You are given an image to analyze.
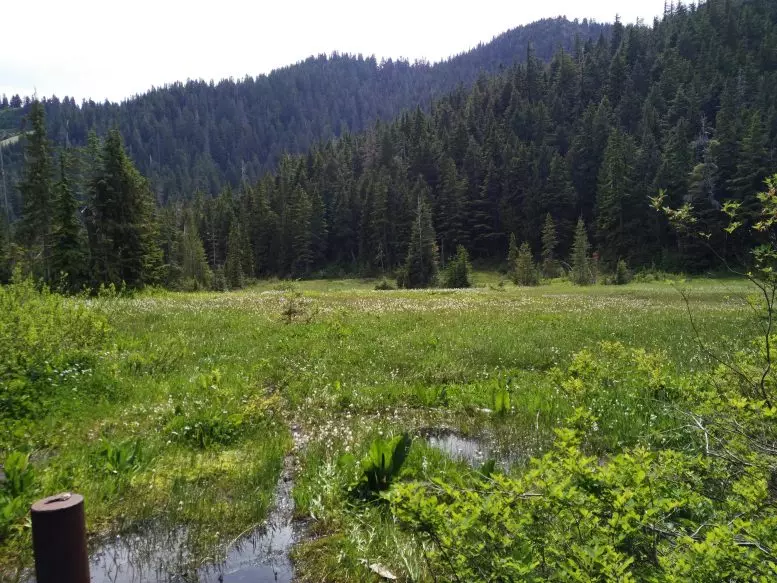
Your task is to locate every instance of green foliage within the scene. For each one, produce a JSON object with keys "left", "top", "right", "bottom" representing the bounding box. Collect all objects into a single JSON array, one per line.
[
  {"left": 17, "top": 100, "right": 54, "bottom": 283},
  {"left": 541, "top": 214, "right": 559, "bottom": 279},
  {"left": 513, "top": 242, "right": 538, "bottom": 286},
  {"left": 180, "top": 210, "right": 213, "bottom": 290},
  {"left": 615, "top": 259, "right": 631, "bottom": 285},
  {"left": 51, "top": 151, "right": 87, "bottom": 292},
  {"left": 374, "top": 278, "right": 396, "bottom": 291},
  {"left": 389, "top": 342, "right": 777, "bottom": 581},
  {"left": 224, "top": 221, "right": 245, "bottom": 289},
  {"left": 164, "top": 370, "right": 271, "bottom": 449},
  {"left": 0, "top": 451, "right": 35, "bottom": 541},
  {"left": 96, "top": 438, "right": 145, "bottom": 479},
  {"left": 492, "top": 382, "right": 511, "bottom": 416},
  {"left": 89, "top": 130, "right": 162, "bottom": 289},
  {"left": 360, "top": 433, "right": 412, "bottom": 493},
  {"left": 399, "top": 194, "right": 438, "bottom": 289},
  {"left": 2, "top": 451, "right": 34, "bottom": 498},
  {"left": 570, "top": 217, "right": 592, "bottom": 285},
  {"left": 0, "top": 276, "right": 109, "bottom": 419},
  {"left": 443, "top": 245, "right": 471, "bottom": 288}
]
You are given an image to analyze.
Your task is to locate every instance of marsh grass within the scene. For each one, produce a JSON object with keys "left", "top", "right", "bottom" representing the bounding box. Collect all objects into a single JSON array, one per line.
[{"left": 0, "top": 275, "right": 760, "bottom": 580}]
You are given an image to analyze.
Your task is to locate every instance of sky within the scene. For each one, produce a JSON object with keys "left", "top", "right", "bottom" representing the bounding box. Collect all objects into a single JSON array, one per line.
[{"left": 1, "top": 0, "right": 666, "bottom": 104}]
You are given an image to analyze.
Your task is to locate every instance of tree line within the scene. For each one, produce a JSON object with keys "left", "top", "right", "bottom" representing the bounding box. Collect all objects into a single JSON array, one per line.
[
  {"left": 0, "top": 17, "right": 608, "bottom": 215},
  {"left": 3, "top": 0, "right": 777, "bottom": 289}
]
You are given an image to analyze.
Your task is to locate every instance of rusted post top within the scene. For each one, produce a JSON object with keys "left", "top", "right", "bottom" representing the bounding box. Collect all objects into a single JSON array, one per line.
[
  {"left": 31, "top": 492, "right": 83, "bottom": 513},
  {"left": 31, "top": 492, "right": 90, "bottom": 583}
]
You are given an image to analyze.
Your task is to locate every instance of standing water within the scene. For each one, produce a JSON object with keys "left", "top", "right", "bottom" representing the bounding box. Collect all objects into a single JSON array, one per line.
[{"left": 89, "top": 457, "right": 297, "bottom": 583}]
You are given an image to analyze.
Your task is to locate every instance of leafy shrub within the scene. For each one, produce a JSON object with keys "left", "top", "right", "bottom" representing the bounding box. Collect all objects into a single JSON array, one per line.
[
  {"left": 97, "top": 438, "right": 145, "bottom": 476},
  {"left": 2, "top": 451, "right": 34, "bottom": 498},
  {"left": 0, "top": 277, "right": 109, "bottom": 419},
  {"left": 0, "top": 451, "right": 35, "bottom": 540},
  {"left": 389, "top": 404, "right": 777, "bottom": 582},
  {"left": 374, "top": 278, "right": 396, "bottom": 291},
  {"left": 555, "top": 341, "right": 681, "bottom": 450}
]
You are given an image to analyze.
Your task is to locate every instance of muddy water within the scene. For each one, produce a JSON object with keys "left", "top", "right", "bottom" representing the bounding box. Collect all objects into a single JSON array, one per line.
[{"left": 89, "top": 458, "right": 297, "bottom": 583}]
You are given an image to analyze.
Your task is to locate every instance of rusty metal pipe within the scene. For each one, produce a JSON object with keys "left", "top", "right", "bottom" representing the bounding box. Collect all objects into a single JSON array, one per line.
[{"left": 30, "top": 493, "right": 90, "bottom": 583}]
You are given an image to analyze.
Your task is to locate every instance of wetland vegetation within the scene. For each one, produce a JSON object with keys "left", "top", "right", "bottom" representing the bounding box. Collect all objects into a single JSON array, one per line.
[{"left": 2, "top": 273, "right": 772, "bottom": 581}]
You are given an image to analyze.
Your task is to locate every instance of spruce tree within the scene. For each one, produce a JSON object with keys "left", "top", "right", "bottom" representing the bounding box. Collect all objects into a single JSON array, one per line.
[
  {"left": 51, "top": 152, "right": 87, "bottom": 291},
  {"left": 181, "top": 209, "right": 212, "bottom": 290},
  {"left": 18, "top": 100, "right": 54, "bottom": 282},
  {"left": 596, "top": 128, "right": 636, "bottom": 265},
  {"left": 399, "top": 194, "right": 438, "bottom": 288},
  {"left": 513, "top": 242, "right": 538, "bottom": 286},
  {"left": 224, "top": 221, "right": 245, "bottom": 289},
  {"left": 570, "top": 217, "right": 591, "bottom": 286},
  {"left": 507, "top": 233, "right": 520, "bottom": 278},
  {"left": 443, "top": 245, "right": 472, "bottom": 288},
  {"left": 287, "top": 185, "right": 313, "bottom": 277},
  {"left": 90, "top": 129, "right": 162, "bottom": 288},
  {"left": 541, "top": 214, "right": 559, "bottom": 279},
  {"left": 729, "top": 111, "right": 769, "bottom": 222}
]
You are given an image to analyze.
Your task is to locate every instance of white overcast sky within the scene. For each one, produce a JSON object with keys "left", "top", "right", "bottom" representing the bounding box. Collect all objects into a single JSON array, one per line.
[{"left": 1, "top": 0, "right": 665, "bottom": 104}]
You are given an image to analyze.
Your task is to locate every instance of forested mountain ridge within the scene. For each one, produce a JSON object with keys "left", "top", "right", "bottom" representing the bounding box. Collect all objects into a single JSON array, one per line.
[
  {"left": 5, "top": 0, "right": 777, "bottom": 291},
  {"left": 182, "top": 0, "right": 777, "bottom": 282},
  {"left": 0, "top": 17, "right": 608, "bottom": 211}
]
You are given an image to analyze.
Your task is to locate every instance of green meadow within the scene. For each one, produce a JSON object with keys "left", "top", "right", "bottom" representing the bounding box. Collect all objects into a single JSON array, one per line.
[{"left": 0, "top": 274, "right": 762, "bottom": 580}]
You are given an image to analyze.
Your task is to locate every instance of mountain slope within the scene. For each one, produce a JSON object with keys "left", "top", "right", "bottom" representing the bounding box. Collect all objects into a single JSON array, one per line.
[
  {"left": 0, "top": 17, "right": 608, "bottom": 209},
  {"left": 177, "top": 0, "right": 777, "bottom": 279}
]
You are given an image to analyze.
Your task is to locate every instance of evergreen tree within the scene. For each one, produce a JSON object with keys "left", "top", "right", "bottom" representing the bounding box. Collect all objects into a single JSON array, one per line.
[
  {"left": 513, "top": 242, "right": 538, "bottom": 286},
  {"left": 90, "top": 129, "right": 162, "bottom": 288},
  {"left": 541, "top": 214, "right": 559, "bottom": 279},
  {"left": 181, "top": 209, "right": 213, "bottom": 290},
  {"left": 224, "top": 221, "right": 245, "bottom": 289},
  {"left": 399, "top": 194, "right": 438, "bottom": 288},
  {"left": 287, "top": 185, "right": 313, "bottom": 277},
  {"left": 0, "top": 215, "right": 10, "bottom": 283},
  {"left": 729, "top": 111, "right": 769, "bottom": 223},
  {"left": 51, "top": 152, "right": 87, "bottom": 291},
  {"left": 595, "top": 128, "right": 636, "bottom": 265},
  {"left": 570, "top": 217, "right": 591, "bottom": 285},
  {"left": 443, "top": 245, "right": 472, "bottom": 288},
  {"left": 18, "top": 100, "right": 54, "bottom": 281},
  {"left": 507, "top": 232, "right": 520, "bottom": 278}
]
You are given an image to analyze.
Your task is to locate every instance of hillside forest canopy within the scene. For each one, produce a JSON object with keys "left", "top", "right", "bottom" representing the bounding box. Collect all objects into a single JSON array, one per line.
[{"left": 2, "top": 1, "right": 777, "bottom": 289}]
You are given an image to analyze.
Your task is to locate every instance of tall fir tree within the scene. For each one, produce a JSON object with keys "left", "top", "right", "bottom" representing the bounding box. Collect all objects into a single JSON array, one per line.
[
  {"left": 51, "top": 151, "right": 87, "bottom": 291},
  {"left": 570, "top": 217, "right": 591, "bottom": 285},
  {"left": 595, "top": 128, "right": 637, "bottom": 265},
  {"left": 400, "top": 193, "right": 438, "bottom": 288},
  {"left": 286, "top": 185, "right": 313, "bottom": 277},
  {"left": 507, "top": 232, "right": 520, "bottom": 276},
  {"left": 90, "top": 129, "right": 162, "bottom": 288},
  {"left": 541, "top": 214, "right": 559, "bottom": 279},
  {"left": 181, "top": 209, "right": 212, "bottom": 290},
  {"left": 18, "top": 100, "right": 54, "bottom": 281},
  {"left": 513, "top": 242, "right": 539, "bottom": 286},
  {"left": 224, "top": 221, "right": 245, "bottom": 289}
]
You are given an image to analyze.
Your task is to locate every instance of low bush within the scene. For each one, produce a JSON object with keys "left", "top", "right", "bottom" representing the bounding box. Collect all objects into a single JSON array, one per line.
[{"left": 0, "top": 276, "right": 109, "bottom": 419}]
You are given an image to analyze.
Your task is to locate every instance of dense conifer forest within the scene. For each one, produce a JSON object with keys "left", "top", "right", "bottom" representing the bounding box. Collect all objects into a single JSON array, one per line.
[
  {"left": 0, "top": 17, "right": 608, "bottom": 207},
  {"left": 2, "top": 0, "right": 777, "bottom": 288}
]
